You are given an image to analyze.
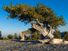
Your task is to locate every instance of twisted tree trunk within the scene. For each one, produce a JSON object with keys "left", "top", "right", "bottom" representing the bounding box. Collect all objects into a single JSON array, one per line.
[
  {"left": 32, "top": 24, "right": 54, "bottom": 39},
  {"left": 20, "top": 19, "right": 55, "bottom": 43},
  {"left": 32, "top": 19, "right": 54, "bottom": 39}
]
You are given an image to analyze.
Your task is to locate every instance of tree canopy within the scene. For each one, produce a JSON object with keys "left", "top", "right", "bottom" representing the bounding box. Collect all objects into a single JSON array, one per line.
[{"left": 4, "top": 4, "right": 65, "bottom": 28}]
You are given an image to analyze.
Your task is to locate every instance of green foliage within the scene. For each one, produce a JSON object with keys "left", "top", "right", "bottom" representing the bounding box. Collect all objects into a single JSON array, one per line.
[
  {"left": 53, "top": 31, "right": 61, "bottom": 38},
  {"left": 26, "top": 37, "right": 32, "bottom": 41},
  {"left": 4, "top": 4, "right": 65, "bottom": 28},
  {"left": 7, "top": 34, "right": 13, "bottom": 39},
  {"left": 13, "top": 33, "right": 18, "bottom": 39},
  {"left": 63, "top": 32, "right": 68, "bottom": 41},
  {"left": 26, "top": 32, "right": 40, "bottom": 40},
  {"left": 32, "top": 32, "right": 40, "bottom": 40}
]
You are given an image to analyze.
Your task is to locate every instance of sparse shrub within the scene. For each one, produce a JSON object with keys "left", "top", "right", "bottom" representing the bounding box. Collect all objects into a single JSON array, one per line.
[
  {"left": 0, "top": 31, "right": 2, "bottom": 39},
  {"left": 13, "top": 33, "right": 18, "bottom": 39},
  {"left": 7, "top": 34, "right": 13, "bottom": 39},
  {"left": 53, "top": 31, "right": 61, "bottom": 38},
  {"left": 32, "top": 32, "right": 40, "bottom": 40},
  {"left": 63, "top": 32, "right": 68, "bottom": 41},
  {"left": 26, "top": 32, "right": 40, "bottom": 40}
]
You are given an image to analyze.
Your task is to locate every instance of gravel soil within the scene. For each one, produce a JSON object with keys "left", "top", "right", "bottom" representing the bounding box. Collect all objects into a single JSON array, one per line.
[{"left": 0, "top": 40, "right": 68, "bottom": 51}]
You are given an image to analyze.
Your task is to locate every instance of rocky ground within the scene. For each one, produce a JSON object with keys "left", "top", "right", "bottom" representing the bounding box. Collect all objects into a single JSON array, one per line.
[{"left": 0, "top": 40, "right": 68, "bottom": 51}]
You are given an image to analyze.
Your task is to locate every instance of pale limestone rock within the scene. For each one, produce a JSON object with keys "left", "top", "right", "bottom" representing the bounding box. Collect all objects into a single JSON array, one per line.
[
  {"left": 64, "top": 41, "right": 68, "bottom": 44},
  {"left": 50, "top": 38, "right": 63, "bottom": 44}
]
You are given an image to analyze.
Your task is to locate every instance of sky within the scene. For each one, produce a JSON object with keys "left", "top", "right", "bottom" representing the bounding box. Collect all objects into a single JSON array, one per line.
[{"left": 0, "top": 0, "right": 68, "bottom": 36}]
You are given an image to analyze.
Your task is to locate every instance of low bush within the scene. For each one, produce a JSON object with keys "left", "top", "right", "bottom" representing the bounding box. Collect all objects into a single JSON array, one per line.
[
  {"left": 53, "top": 31, "right": 61, "bottom": 39},
  {"left": 63, "top": 32, "right": 68, "bottom": 41}
]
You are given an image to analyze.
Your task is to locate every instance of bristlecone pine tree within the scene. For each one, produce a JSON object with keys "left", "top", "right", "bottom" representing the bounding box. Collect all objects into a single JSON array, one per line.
[{"left": 4, "top": 4, "right": 65, "bottom": 40}]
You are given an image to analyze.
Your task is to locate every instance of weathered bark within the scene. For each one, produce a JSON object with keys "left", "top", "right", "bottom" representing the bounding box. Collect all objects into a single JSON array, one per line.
[
  {"left": 32, "top": 19, "right": 54, "bottom": 39},
  {"left": 32, "top": 24, "right": 54, "bottom": 39},
  {"left": 20, "top": 32, "right": 25, "bottom": 41}
]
